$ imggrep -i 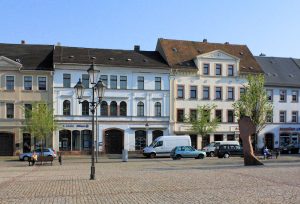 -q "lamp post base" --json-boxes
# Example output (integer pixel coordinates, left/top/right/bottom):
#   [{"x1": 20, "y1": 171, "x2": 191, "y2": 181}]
[{"x1": 90, "y1": 166, "x2": 95, "y2": 180}]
